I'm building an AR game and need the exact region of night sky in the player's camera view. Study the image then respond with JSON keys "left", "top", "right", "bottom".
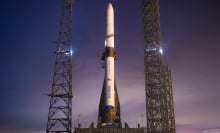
{"left": 1, "top": 0, "right": 220, "bottom": 133}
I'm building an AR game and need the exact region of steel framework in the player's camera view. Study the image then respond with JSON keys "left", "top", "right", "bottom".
{"left": 142, "top": 0, "right": 176, "bottom": 133}
{"left": 46, "top": 0, "right": 73, "bottom": 133}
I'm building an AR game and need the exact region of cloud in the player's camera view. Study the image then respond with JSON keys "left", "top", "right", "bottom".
{"left": 176, "top": 124, "right": 201, "bottom": 133}
{"left": 203, "top": 129, "right": 220, "bottom": 133}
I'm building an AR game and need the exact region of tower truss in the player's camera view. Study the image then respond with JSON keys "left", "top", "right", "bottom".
{"left": 142, "top": 0, "right": 176, "bottom": 133}
{"left": 46, "top": 0, "right": 73, "bottom": 133}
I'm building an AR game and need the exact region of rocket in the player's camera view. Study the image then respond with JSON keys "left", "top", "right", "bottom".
{"left": 105, "top": 2, "right": 115, "bottom": 109}
{"left": 98, "top": 3, "right": 121, "bottom": 127}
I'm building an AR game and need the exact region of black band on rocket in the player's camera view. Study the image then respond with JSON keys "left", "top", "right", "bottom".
{"left": 105, "top": 47, "right": 115, "bottom": 57}
{"left": 101, "top": 47, "right": 117, "bottom": 61}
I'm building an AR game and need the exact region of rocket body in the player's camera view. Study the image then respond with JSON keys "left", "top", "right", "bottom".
{"left": 105, "top": 3, "right": 115, "bottom": 109}
{"left": 98, "top": 3, "right": 121, "bottom": 127}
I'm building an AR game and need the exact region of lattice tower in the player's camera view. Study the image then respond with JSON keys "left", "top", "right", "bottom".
{"left": 142, "top": 0, "right": 176, "bottom": 133}
{"left": 46, "top": 0, "right": 73, "bottom": 132}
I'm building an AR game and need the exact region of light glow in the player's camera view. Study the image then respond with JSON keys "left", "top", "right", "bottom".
{"left": 159, "top": 48, "right": 163, "bottom": 54}
{"left": 145, "top": 47, "right": 163, "bottom": 54}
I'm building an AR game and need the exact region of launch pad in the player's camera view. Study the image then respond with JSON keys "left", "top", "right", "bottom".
{"left": 74, "top": 3, "right": 145, "bottom": 133}
{"left": 74, "top": 128, "right": 144, "bottom": 133}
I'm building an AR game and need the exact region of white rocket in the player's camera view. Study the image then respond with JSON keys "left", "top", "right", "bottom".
{"left": 105, "top": 3, "right": 115, "bottom": 109}
{"left": 98, "top": 3, "right": 121, "bottom": 126}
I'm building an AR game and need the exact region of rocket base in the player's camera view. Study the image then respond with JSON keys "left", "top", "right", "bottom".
{"left": 98, "top": 80, "right": 121, "bottom": 128}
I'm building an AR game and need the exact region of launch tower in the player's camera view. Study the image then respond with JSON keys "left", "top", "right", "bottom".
{"left": 46, "top": 0, "right": 74, "bottom": 133}
{"left": 142, "top": 0, "right": 176, "bottom": 133}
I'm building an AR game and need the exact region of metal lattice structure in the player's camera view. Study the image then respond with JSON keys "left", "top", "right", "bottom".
{"left": 46, "top": 0, "right": 73, "bottom": 133}
{"left": 142, "top": 0, "right": 176, "bottom": 133}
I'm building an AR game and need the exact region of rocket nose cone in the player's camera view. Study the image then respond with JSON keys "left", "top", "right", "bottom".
{"left": 107, "top": 3, "right": 113, "bottom": 10}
